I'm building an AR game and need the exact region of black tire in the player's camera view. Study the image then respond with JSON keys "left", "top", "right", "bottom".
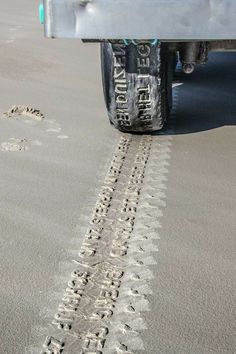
{"left": 101, "top": 41, "right": 175, "bottom": 133}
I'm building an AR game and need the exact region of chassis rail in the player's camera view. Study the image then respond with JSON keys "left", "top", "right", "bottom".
{"left": 44, "top": 0, "right": 236, "bottom": 40}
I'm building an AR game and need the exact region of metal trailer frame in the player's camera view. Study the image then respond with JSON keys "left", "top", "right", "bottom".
{"left": 43, "top": 0, "right": 236, "bottom": 40}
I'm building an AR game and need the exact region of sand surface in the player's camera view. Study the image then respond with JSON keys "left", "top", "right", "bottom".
{"left": 142, "top": 54, "right": 236, "bottom": 353}
{"left": 0, "top": 2, "right": 118, "bottom": 353}
{"left": 0, "top": 1, "right": 235, "bottom": 354}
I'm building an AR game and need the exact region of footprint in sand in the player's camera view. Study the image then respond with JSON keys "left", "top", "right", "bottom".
{"left": 1, "top": 105, "right": 69, "bottom": 152}
{"left": 1, "top": 138, "right": 29, "bottom": 152}
{"left": 3, "top": 105, "right": 45, "bottom": 120}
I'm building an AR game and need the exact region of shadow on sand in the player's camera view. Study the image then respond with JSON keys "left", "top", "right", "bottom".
{"left": 159, "top": 52, "right": 236, "bottom": 135}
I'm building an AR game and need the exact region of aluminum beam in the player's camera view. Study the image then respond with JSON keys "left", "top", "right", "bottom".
{"left": 44, "top": 0, "right": 236, "bottom": 40}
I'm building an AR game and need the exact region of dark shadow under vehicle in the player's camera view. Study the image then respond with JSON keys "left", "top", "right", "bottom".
{"left": 160, "top": 52, "right": 236, "bottom": 135}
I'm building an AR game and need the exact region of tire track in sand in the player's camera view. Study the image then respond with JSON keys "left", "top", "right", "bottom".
{"left": 40, "top": 90, "right": 178, "bottom": 354}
